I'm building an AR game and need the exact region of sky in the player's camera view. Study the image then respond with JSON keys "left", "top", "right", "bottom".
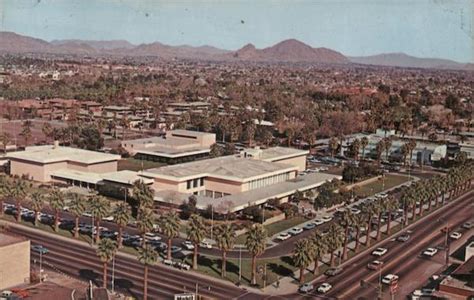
{"left": 0, "top": 0, "right": 472, "bottom": 62}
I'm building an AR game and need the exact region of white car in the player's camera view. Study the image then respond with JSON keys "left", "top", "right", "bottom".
{"left": 299, "top": 283, "right": 314, "bottom": 293}
{"left": 288, "top": 227, "right": 303, "bottom": 236}
{"left": 313, "top": 219, "right": 325, "bottom": 226}
{"left": 276, "top": 232, "right": 291, "bottom": 241}
{"left": 144, "top": 233, "right": 161, "bottom": 241}
{"left": 382, "top": 274, "right": 399, "bottom": 285}
{"left": 102, "top": 215, "right": 114, "bottom": 222}
{"left": 82, "top": 211, "right": 92, "bottom": 217}
{"left": 317, "top": 283, "right": 332, "bottom": 293}
{"left": 182, "top": 241, "right": 195, "bottom": 250}
{"left": 200, "top": 241, "right": 212, "bottom": 249}
{"left": 372, "top": 247, "right": 388, "bottom": 257}
{"left": 321, "top": 215, "right": 333, "bottom": 223}
{"left": 423, "top": 248, "right": 438, "bottom": 257}
{"left": 449, "top": 232, "right": 462, "bottom": 240}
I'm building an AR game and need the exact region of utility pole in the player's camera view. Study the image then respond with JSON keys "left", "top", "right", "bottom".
{"left": 238, "top": 246, "right": 242, "bottom": 283}
{"left": 111, "top": 254, "right": 115, "bottom": 293}
{"left": 210, "top": 205, "right": 214, "bottom": 241}
{"left": 39, "top": 249, "right": 43, "bottom": 282}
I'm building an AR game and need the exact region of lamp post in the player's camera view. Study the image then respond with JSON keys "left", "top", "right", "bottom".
{"left": 111, "top": 254, "right": 116, "bottom": 293}
{"left": 210, "top": 205, "right": 214, "bottom": 241}
{"left": 39, "top": 249, "right": 43, "bottom": 282}
{"left": 238, "top": 245, "right": 242, "bottom": 283}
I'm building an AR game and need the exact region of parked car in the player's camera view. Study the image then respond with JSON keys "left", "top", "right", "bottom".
{"left": 449, "top": 232, "right": 462, "bottom": 240}
{"left": 200, "top": 241, "right": 212, "bottom": 249}
{"left": 176, "top": 262, "right": 191, "bottom": 271}
{"left": 288, "top": 227, "right": 303, "bottom": 236}
{"left": 423, "top": 248, "right": 438, "bottom": 257}
{"left": 298, "top": 283, "right": 314, "bottom": 293}
{"left": 325, "top": 267, "right": 343, "bottom": 276}
{"left": 144, "top": 233, "right": 161, "bottom": 242}
{"left": 367, "top": 260, "right": 384, "bottom": 270}
{"left": 182, "top": 241, "right": 195, "bottom": 250}
{"left": 382, "top": 274, "right": 399, "bottom": 285}
{"left": 31, "top": 245, "right": 49, "bottom": 254}
{"left": 276, "top": 232, "right": 291, "bottom": 241}
{"left": 372, "top": 248, "right": 388, "bottom": 257}
{"left": 313, "top": 219, "right": 325, "bottom": 226}
{"left": 82, "top": 211, "right": 92, "bottom": 217}
{"left": 396, "top": 233, "right": 410, "bottom": 242}
{"left": 59, "top": 220, "right": 75, "bottom": 230}
{"left": 170, "top": 246, "right": 182, "bottom": 254}
{"left": 102, "top": 215, "right": 114, "bottom": 222}
{"left": 317, "top": 283, "right": 332, "bottom": 294}
{"left": 462, "top": 222, "right": 473, "bottom": 229}
{"left": 303, "top": 223, "right": 316, "bottom": 230}
{"left": 321, "top": 215, "right": 333, "bottom": 223}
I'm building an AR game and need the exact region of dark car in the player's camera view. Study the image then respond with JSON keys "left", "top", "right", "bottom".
{"left": 59, "top": 220, "right": 75, "bottom": 230}
{"left": 396, "top": 233, "right": 410, "bottom": 242}
{"left": 325, "top": 267, "right": 343, "bottom": 276}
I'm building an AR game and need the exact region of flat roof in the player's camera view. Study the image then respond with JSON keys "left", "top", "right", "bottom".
{"left": 258, "top": 147, "right": 309, "bottom": 161}
{"left": 8, "top": 145, "right": 121, "bottom": 164}
{"left": 101, "top": 170, "right": 154, "bottom": 185}
{"left": 51, "top": 169, "right": 103, "bottom": 184}
{"left": 168, "top": 129, "right": 215, "bottom": 138}
{"left": 0, "top": 233, "right": 28, "bottom": 247}
{"left": 136, "top": 148, "right": 210, "bottom": 158}
{"left": 123, "top": 136, "right": 200, "bottom": 148}
{"left": 142, "top": 155, "right": 297, "bottom": 182}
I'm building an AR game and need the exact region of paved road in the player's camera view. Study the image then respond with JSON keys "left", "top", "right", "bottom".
{"left": 266, "top": 189, "right": 473, "bottom": 299}
{"left": 6, "top": 224, "right": 260, "bottom": 300}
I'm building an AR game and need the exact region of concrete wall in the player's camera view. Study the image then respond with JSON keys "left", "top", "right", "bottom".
{"left": 0, "top": 240, "right": 30, "bottom": 289}
{"left": 10, "top": 159, "right": 67, "bottom": 182}
{"left": 271, "top": 156, "right": 306, "bottom": 172}
{"left": 203, "top": 177, "right": 244, "bottom": 195}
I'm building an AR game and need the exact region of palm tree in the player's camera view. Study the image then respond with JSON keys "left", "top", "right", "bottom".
{"left": 10, "top": 180, "right": 28, "bottom": 222}
{"left": 310, "top": 230, "right": 328, "bottom": 274}
{"left": 383, "top": 196, "right": 399, "bottom": 235}
{"left": 372, "top": 201, "right": 384, "bottom": 241}
{"left": 0, "top": 176, "right": 10, "bottom": 217}
{"left": 245, "top": 224, "right": 267, "bottom": 286}
{"left": 293, "top": 238, "right": 313, "bottom": 283}
{"left": 0, "top": 132, "right": 11, "bottom": 154}
{"left": 215, "top": 223, "right": 235, "bottom": 277}
{"left": 352, "top": 213, "right": 366, "bottom": 252}
{"left": 113, "top": 202, "right": 131, "bottom": 248}
{"left": 158, "top": 211, "right": 180, "bottom": 260}
{"left": 383, "top": 137, "right": 392, "bottom": 161}
{"left": 400, "top": 143, "right": 409, "bottom": 166}
{"left": 187, "top": 214, "right": 207, "bottom": 270}
{"left": 326, "top": 223, "right": 344, "bottom": 267}
{"left": 49, "top": 188, "right": 65, "bottom": 232}
{"left": 89, "top": 196, "right": 110, "bottom": 243}
{"left": 328, "top": 137, "right": 339, "bottom": 157}
{"left": 339, "top": 209, "right": 354, "bottom": 260}
{"left": 30, "top": 192, "right": 44, "bottom": 227}
{"left": 361, "top": 202, "right": 375, "bottom": 246}
{"left": 375, "top": 140, "right": 385, "bottom": 165}
{"left": 137, "top": 207, "right": 155, "bottom": 246}
{"left": 20, "top": 120, "right": 32, "bottom": 147}
{"left": 351, "top": 138, "right": 361, "bottom": 161}
{"left": 96, "top": 238, "right": 117, "bottom": 289}
{"left": 138, "top": 244, "right": 158, "bottom": 300}
{"left": 132, "top": 180, "right": 154, "bottom": 210}
{"left": 69, "top": 193, "right": 86, "bottom": 238}
{"left": 360, "top": 137, "right": 368, "bottom": 159}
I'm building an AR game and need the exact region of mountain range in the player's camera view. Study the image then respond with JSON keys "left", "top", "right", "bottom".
{"left": 0, "top": 31, "right": 472, "bottom": 70}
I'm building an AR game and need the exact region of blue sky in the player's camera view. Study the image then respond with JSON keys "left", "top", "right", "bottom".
{"left": 0, "top": 0, "right": 472, "bottom": 62}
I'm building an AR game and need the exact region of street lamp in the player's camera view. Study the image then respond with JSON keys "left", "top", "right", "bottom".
{"left": 111, "top": 254, "right": 116, "bottom": 293}
{"left": 39, "top": 248, "right": 43, "bottom": 283}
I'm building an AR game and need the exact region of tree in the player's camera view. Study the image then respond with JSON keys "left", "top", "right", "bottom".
{"left": 41, "top": 122, "right": 53, "bottom": 143}
{"left": 310, "top": 230, "right": 328, "bottom": 274}
{"left": 10, "top": 180, "right": 28, "bottom": 222}
{"left": 328, "top": 137, "right": 339, "bottom": 157}
{"left": 245, "top": 224, "right": 267, "bottom": 285}
{"left": 49, "top": 188, "right": 65, "bottom": 232}
{"left": 89, "top": 195, "right": 110, "bottom": 243}
{"left": 400, "top": 143, "right": 409, "bottom": 166}
{"left": 0, "top": 176, "right": 10, "bottom": 216}
{"left": 137, "top": 207, "right": 155, "bottom": 246}
{"left": 30, "top": 192, "right": 44, "bottom": 227}
{"left": 69, "top": 193, "right": 86, "bottom": 239}
{"left": 375, "top": 140, "right": 385, "bottom": 165}
{"left": 339, "top": 209, "right": 355, "bottom": 260}
{"left": 215, "top": 223, "right": 235, "bottom": 278}
{"left": 96, "top": 238, "right": 117, "bottom": 289}
{"left": 209, "top": 143, "right": 223, "bottom": 158}
{"left": 293, "top": 238, "right": 313, "bottom": 283}
{"left": 360, "top": 137, "right": 369, "bottom": 159}
{"left": 20, "top": 120, "right": 32, "bottom": 147}
{"left": 138, "top": 244, "right": 158, "bottom": 300}
{"left": 113, "top": 202, "right": 131, "bottom": 248}
{"left": 158, "top": 211, "right": 180, "bottom": 260}
{"left": 352, "top": 213, "right": 366, "bottom": 252}
{"left": 187, "top": 214, "right": 207, "bottom": 270}
{"left": 361, "top": 202, "right": 375, "bottom": 246}
{"left": 383, "top": 196, "right": 398, "bottom": 235}
{"left": 0, "top": 132, "right": 11, "bottom": 154}
{"left": 383, "top": 137, "right": 392, "bottom": 161}
{"left": 372, "top": 201, "right": 384, "bottom": 241}
{"left": 326, "top": 223, "right": 344, "bottom": 266}
{"left": 132, "top": 180, "right": 154, "bottom": 211}
{"left": 350, "top": 138, "right": 361, "bottom": 161}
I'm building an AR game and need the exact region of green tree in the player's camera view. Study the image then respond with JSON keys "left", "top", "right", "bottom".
{"left": 0, "top": 132, "right": 11, "bottom": 154}
{"left": 339, "top": 209, "right": 355, "bottom": 260}
{"left": 187, "top": 214, "right": 207, "bottom": 270}
{"left": 137, "top": 207, "right": 155, "bottom": 247}
{"left": 293, "top": 238, "right": 313, "bottom": 283}
{"left": 20, "top": 120, "right": 32, "bottom": 147}
{"left": 310, "top": 230, "right": 328, "bottom": 274}
{"left": 215, "top": 223, "right": 235, "bottom": 278}
{"left": 158, "top": 211, "right": 180, "bottom": 260}
{"left": 352, "top": 213, "right": 366, "bottom": 252}
{"left": 69, "top": 193, "right": 86, "bottom": 238}
{"left": 89, "top": 195, "right": 110, "bottom": 243}
{"left": 30, "top": 192, "right": 44, "bottom": 227}
{"left": 49, "top": 188, "right": 65, "bottom": 232}
{"left": 132, "top": 180, "right": 154, "bottom": 211}
{"left": 0, "top": 176, "right": 10, "bottom": 216}
{"left": 360, "top": 137, "right": 369, "bottom": 159}
{"left": 209, "top": 143, "right": 223, "bottom": 158}
{"left": 245, "top": 224, "right": 267, "bottom": 285}
{"left": 361, "top": 202, "right": 376, "bottom": 246}
{"left": 113, "top": 202, "right": 131, "bottom": 248}
{"left": 329, "top": 137, "right": 339, "bottom": 157}
{"left": 96, "top": 238, "right": 117, "bottom": 289}
{"left": 9, "top": 179, "right": 28, "bottom": 223}
{"left": 350, "top": 138, "right": 361, "bottom": 161}
{"left": 138, "top": 244, "right": 158, "bottom": 300}
{"left": 326, "top": 223, "right": 344, "bottom": 266}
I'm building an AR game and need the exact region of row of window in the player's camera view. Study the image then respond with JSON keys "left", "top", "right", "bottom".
{"left": 247, "top": 172, "right": 291, "bottom": 191}
{"left": 186, "top": 178, "right": 204, "bottom": 189}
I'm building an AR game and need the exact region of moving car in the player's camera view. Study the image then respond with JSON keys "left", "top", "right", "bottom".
{"left": 303, "top": 223, "right": 316, "bottom": 230}
{"left": 372, "top": 247, "right": 388, "bottom": 257}
{"left": 367, "top": 260, "right": 384, "bottom": 270}
{"left": 276, "top": 232, "right": 291, "bottom": 241}
{"left": 288, "top": 227, "right": 303, "bottom": 236}
{"left": 317, "top": 283, "right": 332, "bottom": 294}
{"left": 382, "top": 274, "right": 399, "bottom": 285}
{"left": 396, "top": 233, "right": 410, "bottom": 242}
{"left": 182, "top": 241, "right": 195, "bottom": 250}
{"left": 299, "top": 283, "right": 313, "bottom": 293}
{"left": 449, "top": 232, "right": 462, "bottom": 240}
{"left": 31, "top": 245, "right": 49, "bottom": 254}
{"left": 423, "top": 248, "right": 438, "bottom": 257}
{"left": 325, "top": 267, "right": 343, "bottom": 276}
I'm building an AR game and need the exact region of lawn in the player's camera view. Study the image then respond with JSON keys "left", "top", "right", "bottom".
{"left": 118, "top": 158, "right": 165, "bottom": 171}
{"left": 355, "top": 174, "right": 411, "bottom": 197}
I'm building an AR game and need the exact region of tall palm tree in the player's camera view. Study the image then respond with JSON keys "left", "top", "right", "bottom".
{"left": 138, "top": 244, "right": 158, "bottom": 300}
{"left": 310, "top": 230, "right": 328, "bottom": 274}
{"left": 69, "top": 193, "right": 86, "bottom": 238}
{"left": 360, "top": 137, "right": 368, "bottom": 159}
{"left": 361, "top": 202, "right": 375, "bottom": 246}
{"left": 293, "top": 238, "right": 313, "bottom": 283}
{"left": 383, "top": 196, "right": 399, "bottom": 235}
{"left": 352, "top": 213, "right": 366, "bottom": 252}
{"left": 339, "top": 209, "right": 355, "bottom": 260}
{"left": 0, "top": 176, "right": 10, "bottom": 217}
{"left": 9, "top": 179, "right": 28, "bottom": 222}
{"left": 89, "top": 195, "right": 110, "bottom": 243}
{"left": 113, "top": 202, "right": 131, "bottom": 248}
{"left": 96, "top": 238, "right": 117, "bottom": 289}
{"left": 375, "top": 140, "right": 385, "bottom": 165}
{"left": 383, "top": 137, "right": 392, "bottom": 161}
{"left": 132, "top": 180, "right": 154, "bottom": 210}
{"left": 187, "top": 214, "right": 207, "bottom": 270}
{"left": 30, "top": 192, "right": 44, "bottom": 227}
{"left": 326, "top": 223, "right": 344, "bottom": 267}
{"left": 351, "top": 138, "right": 361, "bottom": 161}
{"left": 245, "top": 224, "right": 267, "bottom": 286}
{"left": 372, "top": 201, "right": 384, "bottom": 241}
{"left": 0, "top": 132, "right": 11, "bottom": 154}
{"left": 158, "top": 211, "right": 180, "bottom": 260}
{"left": 215, "top": 223, "right": 235, "bottom": 277}
{"left": 49, "top": 188, "right": 65, "bottom": 232}
{"left": 137, "top": 207, "right": 155, "bottom": 246}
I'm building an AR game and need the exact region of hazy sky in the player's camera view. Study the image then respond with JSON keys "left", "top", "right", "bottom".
{"left": 0, "top": 0, "right": 472, "bottom": 62}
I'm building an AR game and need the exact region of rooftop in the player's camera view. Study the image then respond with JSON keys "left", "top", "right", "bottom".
{"left": 256, "top": 146, "right": 309, "bottom": 161}
{"left": 101, "top": 170, "right": 154, "bottom": 185}
{"left": 0, "top": 233, "right": 28, "bottom": 247}
{"left": 8, "top": 145, "right": 121, "bottom": 164}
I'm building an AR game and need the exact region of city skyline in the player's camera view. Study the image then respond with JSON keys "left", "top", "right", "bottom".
{"left": 0, "top": 0, "right": 472, "bottom": 63}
